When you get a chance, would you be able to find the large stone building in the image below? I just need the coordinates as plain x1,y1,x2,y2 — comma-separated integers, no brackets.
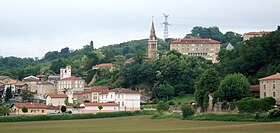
259,73,280,105
57,76,85,94
170,38,221,63
243,31,269,41
23,75,40,93
147,21,158,61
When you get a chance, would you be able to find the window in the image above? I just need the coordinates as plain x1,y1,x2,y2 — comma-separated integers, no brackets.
264,92,266,97
273,92,276,97
264,85,266,90
273,84,276,89
111,95,112,99
42,110,44,113
122,102,124,106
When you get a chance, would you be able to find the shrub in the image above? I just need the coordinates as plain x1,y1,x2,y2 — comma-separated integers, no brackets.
22,107,28,113
168,101,175,105
156,101,169,111
269,108,280,118
237,97,276,113
221,101,229,111
181,105,195,119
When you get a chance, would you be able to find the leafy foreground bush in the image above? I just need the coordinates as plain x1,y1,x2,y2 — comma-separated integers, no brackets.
0,110,155,123
269,108,280,119
156,101,169,111
181,105,195,119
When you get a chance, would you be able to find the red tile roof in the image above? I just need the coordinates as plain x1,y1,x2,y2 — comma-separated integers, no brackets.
171,38,221,44
83,102,119,106
245,31,269,35
95,63,114,67
250,85,260,92
259,73,280,81
13,103,47,109
111,88,140,94
60,76,82,81
47,94,68,98
83,86,109,93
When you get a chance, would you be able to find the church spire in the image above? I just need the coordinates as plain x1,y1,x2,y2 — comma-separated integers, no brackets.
149,21,156,40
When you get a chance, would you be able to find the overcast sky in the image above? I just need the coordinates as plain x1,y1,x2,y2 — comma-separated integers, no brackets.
0,0,279,58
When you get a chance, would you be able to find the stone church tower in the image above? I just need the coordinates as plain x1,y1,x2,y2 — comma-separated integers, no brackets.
147,21,158,61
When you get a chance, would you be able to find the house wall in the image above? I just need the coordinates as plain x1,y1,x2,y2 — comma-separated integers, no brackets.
57,80,85,94
260,79,280,104
84,105,119,111
37,84,56,96
25,81,37,92
10,106,47,115
46,96,66,106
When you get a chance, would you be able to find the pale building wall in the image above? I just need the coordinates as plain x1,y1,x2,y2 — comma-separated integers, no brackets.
46,96,66,106
260,79,280,105
10,106,47,115
37,84,56,96
170,43,220,63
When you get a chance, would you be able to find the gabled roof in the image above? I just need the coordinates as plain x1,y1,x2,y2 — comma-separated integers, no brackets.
171,38,221,44
13,103,47,109
23,75,40,82
47,94,68,98
259,73,280,81
226,43,234,51
60,76,82,81
82,102,119,106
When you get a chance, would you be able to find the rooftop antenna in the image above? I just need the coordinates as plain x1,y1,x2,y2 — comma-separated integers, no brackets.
163,13,170,39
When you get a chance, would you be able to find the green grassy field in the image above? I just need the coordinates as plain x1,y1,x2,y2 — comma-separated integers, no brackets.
1,116,280,133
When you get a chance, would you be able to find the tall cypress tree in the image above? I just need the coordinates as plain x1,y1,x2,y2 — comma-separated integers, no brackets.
5,86,12,102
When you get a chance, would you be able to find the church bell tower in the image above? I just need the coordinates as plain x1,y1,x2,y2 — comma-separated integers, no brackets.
147,21,158,61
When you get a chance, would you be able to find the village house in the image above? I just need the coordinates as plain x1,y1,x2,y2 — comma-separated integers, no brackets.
92,63,115,72
46,94,68,106
81,86,109,103
243,31,270,41
170,38,221,63
259,73,280,105
99,88,141,111
22,75,40,93
4,79,27,97
57,76,85,94
36,81,56,98
10,103,47,115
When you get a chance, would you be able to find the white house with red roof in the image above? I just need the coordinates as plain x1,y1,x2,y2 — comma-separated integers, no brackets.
10,103,47,115
46,94,68,106
259,73,280,105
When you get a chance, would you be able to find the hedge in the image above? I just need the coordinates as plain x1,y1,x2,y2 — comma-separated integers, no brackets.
236,97,276,113
0,110,155,123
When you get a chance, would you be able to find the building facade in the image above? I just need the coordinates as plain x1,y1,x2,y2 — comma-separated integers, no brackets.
170,38,221,63
259,73,280,105
60,65,72,80
36,82,56,97
46,94,68,106
10,103,47,115
147,21,158,61
57,76,85,94
23,75,40,93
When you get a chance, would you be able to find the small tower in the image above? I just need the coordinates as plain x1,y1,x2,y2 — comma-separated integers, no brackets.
60,65,71,79
147,21,158,61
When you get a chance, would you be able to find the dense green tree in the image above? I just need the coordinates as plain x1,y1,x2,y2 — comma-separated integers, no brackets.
5,87,12,102
20,90,34,103
152,83,174,100
0,106,9,116
156,101,169,111
215,73,250,102
195,68,220,112
98,105,103,111
85,51,100,70
50,59,68,74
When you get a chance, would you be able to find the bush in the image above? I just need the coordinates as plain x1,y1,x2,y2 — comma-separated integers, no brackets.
236,97,276,113
156,101,169,111
168,101,175,105
269,108,280,118
22,107,28,113
221,101,229,111
229,102,236,110
181,105,195,119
